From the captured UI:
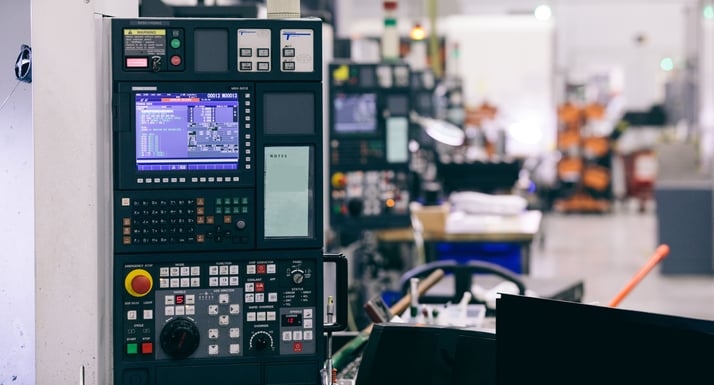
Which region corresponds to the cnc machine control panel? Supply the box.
[328,62,413,231]
[110,18,335,385]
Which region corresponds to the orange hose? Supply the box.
[609,244,670,308]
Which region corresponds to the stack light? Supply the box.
[382,0,400,61]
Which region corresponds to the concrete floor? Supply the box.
[529,203,714,321]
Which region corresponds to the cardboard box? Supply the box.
[411,202,450,233]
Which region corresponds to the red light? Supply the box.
[288,317,294,324]
[383,1,397,10]
[170,55,182,66]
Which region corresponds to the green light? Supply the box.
[170,38,181,49]
[704,5,714,19]
[660,57,674,72]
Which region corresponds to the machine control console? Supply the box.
[111,17,330,385]
[328,62,413,231]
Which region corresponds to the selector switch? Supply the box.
[291,269,305,285]
[125,269,153,297]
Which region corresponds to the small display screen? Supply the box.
[387,95,409,116]
[135,92,239,172]
[333,93,377,133]
[264,146,313,238]
[282,313,303,327]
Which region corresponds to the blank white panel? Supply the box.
[442,15,556,157]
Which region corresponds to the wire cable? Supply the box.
[0,80,22,115]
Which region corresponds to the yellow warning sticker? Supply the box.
[124,29,166,36]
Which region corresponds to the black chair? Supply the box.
[398,259,527,308]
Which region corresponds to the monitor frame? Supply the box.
[114,82,255,190]
[331,92,379,135]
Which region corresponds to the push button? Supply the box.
[127,343,138,355]
[125,269,153,297]
[141,342,153,354]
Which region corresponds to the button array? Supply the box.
[246,311,276,322]
[206,293,241,356]
[135,176,240,185]
[164,294,196,317]
[123,199,200,246]
[209,264,240,287]
[238,48,270,72]
[126,342,154,355]
[122,195,252,247]
[159,265,201,289]
[282,47,296,71]
[281,309,314,342]
[214,197,250,215]
[246,263,276,275]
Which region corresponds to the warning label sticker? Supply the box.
[124,29,166,57]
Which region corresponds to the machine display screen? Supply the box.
[333,93,377,134]
[135,92,240,172]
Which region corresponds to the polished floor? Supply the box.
[529,201,714,321]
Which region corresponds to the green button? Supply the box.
[216,207,223,214]
[215,198,223,205]
[127,343,138,355]
[170,38,181,49]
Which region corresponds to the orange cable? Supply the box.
[609,244,670,308]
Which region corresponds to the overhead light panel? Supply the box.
[534,5,552,21]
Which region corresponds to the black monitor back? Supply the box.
[496,294,714,385]
[438,161,521,195]
[355,323,496,385]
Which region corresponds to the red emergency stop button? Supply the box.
[170,55,182,66]
[125,269,153,297]
[331,172,347,189]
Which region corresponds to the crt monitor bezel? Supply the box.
[113,82,255,190]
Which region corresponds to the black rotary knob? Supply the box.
[160,318,200,359]
[254,335,269,351]
[250,331,274,352]
[347,199,364,217]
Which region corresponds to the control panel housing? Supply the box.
[328,61,413,232]
[111,17,326,385]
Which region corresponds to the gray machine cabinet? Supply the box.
[655,183,714,274]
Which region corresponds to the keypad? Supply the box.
[120,195,252,247]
